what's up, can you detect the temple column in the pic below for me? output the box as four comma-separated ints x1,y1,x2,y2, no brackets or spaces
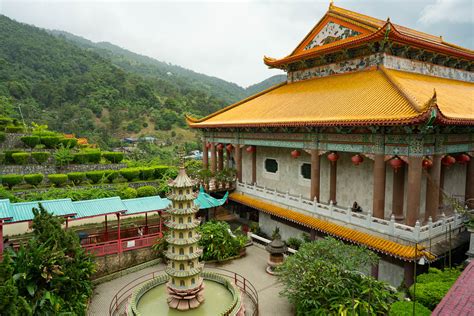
425,155,442,221
406,156,423,226
392,164,405,220
465,157,474,209
251,147,257,184
116,213,122,253
210,143,216,174
217,145,224,172
329,158,337,204
202,142,208,170
404,262,415,287
439,163,446,207
226,148,231,169
0,221,3,258
235,145,242,182
310,149,320,201
373,154,386,219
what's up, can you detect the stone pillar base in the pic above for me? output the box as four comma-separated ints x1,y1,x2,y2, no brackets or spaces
167,279,205,310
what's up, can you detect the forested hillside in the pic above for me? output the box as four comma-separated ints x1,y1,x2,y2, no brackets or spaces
245,74,287,96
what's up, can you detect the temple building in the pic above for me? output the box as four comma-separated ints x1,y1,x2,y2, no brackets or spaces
187,4,473,286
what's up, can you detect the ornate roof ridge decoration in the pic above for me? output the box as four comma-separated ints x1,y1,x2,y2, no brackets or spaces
263,5,473,69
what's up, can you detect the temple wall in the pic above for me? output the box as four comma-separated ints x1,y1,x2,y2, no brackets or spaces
443,163,467,203
378,258,404,287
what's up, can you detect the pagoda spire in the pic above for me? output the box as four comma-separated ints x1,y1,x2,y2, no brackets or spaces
165,158,205,310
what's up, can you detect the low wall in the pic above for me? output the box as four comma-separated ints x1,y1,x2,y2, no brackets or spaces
0,163,127,176
0,133,25,149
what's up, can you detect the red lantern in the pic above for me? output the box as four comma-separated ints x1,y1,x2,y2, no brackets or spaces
456,153,471,165
246,146,255,153
351,154,364,166
291,150,301,159
422,158,433,169
216,143,224,150
206,142,212,149
327,152,339,163
442,155,456,166
389,157,403,172
226,144,234,152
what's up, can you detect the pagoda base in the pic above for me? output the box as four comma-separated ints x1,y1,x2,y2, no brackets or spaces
166,279,205,311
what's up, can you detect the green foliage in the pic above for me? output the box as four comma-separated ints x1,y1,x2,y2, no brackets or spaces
136,185,158,197
1,174,23,189
86,150,101,163
47,174,68,187
40,136,61,148
67,172,86,185
73,150,101,164
85,170,105,184
12,152,30,165
119,187,138,199
139,167,155,180
409,268,461,310
54,146,74,167
102,151,124,163
0,205,95,314
5,125,24,133
0,131,5,142
0,152,5,164
389,301,431,316
197,221,245,261
20,136,40,148
59,137,78,148
4,150,21,164
23,173,44,187
153,165,170,179
31,151,50,164
286,237,303,250
277,237,396,315
104,170,119,183
120,168,140,181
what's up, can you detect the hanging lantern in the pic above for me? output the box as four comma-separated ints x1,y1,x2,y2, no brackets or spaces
226,144,234,152
216,143,224,150
206,142,212,149
327,152,339,163
246,145,255,153
442,155,456,166
389,156,403,172
351,154,364,166
456,153,471,165
422,157,433,169
291,150,301,159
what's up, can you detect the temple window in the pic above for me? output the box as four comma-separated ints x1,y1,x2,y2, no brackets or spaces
187,202,190,208
180,280,185,286
301,163,311,179
188,232,192,238
190,262,194,268
172,262,175,268
187,189,190,194
172,247,175,253
179,217,183,224
179,248,184,255
191,278,195,285
189,247,193,253
187,216,192,223
179,232,183,239
179,190,183,195
172,279,175,285
264,159,278,173
179,203,183,209
179,264,184,271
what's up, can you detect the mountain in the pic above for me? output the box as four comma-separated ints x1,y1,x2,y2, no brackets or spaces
245,75,286,96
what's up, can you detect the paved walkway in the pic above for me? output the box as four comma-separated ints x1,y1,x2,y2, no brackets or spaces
88,245,293,315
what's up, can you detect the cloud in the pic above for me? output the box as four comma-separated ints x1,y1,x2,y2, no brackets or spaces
419,0,473,24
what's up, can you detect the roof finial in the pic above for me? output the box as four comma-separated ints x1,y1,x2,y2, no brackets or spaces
178,148,186,169
329,0,334,8
433,88,437,102
387,17,390,23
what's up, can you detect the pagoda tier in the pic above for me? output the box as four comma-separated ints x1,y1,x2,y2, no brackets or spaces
165,166,204,311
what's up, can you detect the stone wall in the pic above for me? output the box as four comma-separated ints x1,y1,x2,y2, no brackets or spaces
93,247,158,278
0,163,127,176
0,133,25,150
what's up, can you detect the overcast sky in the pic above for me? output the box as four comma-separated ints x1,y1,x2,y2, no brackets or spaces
0,0,472,87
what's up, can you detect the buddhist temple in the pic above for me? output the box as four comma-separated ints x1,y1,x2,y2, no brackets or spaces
165,164,204,310
187,3,473,286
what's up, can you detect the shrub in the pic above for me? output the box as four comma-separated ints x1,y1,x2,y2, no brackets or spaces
11,152,30,165
164,167,178,179
74,150,101,164
5,125,23,133
86,150,101,164
139,167,155,180
137,185,158,197
73,152,88,164
286,237,303,250
24,173,44,187
67,172,86,185
47,174,68,187
0,116,12,126
20,135,40,148
1,174,23,189
120,168,140,181
153,165,169,179
4,150,21,164
85,171,105,184
0,132,5,142
104,170,119,183
389,301,431,316
0,152,5,164
40,136,61,148
59,137,78,148
102,152,124,163
197,221,243,261
119,187,137,199
54,146,74,167
31,152,50,164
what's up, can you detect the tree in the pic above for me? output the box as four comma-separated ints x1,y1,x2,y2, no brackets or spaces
0,205,96,314
277,237,398,315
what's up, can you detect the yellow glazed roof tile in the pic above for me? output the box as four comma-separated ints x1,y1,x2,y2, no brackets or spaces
230,192,435,261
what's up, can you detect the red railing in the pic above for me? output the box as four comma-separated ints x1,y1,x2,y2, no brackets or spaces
80,224,164,245
83,232,162,257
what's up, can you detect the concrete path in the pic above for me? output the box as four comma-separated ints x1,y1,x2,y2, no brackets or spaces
88,245,293,315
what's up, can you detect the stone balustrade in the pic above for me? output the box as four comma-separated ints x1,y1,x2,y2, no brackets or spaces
236,182,466,243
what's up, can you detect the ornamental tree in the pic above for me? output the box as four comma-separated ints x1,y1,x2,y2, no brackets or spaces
277,237,398,315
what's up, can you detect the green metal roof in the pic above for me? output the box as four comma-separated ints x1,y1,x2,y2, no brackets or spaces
194,187,228,209
72,197,126,218
122,196,170,215
10,199,76,222
0,199,13,221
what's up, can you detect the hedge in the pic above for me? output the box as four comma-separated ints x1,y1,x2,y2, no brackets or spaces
86,171,105,184
104,170,119,183
59,138,78,148
67,172,86,185
5,125,23,133
389,301,431,316
139,167,155,180
74,151,101,164
31,152,50,164
40,136,61,148
20,136,40,148
102,152,124,163
24,173,44,187
0,132,5,143
87,151,102,164
120,168,140,181
137,185,158,197
4,150,21,164
153,166,169,179
73,152,89,164
47,174,68,187
1,174,23,189
0,153,5,164
119,187,137,199
0,117,12,126
12,152,30,165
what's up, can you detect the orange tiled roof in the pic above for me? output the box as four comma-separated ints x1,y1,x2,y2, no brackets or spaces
187,67,473,128
230,192,435,262
77,138,88,145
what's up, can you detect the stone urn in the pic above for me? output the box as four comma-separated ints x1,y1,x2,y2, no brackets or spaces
265,233,288,275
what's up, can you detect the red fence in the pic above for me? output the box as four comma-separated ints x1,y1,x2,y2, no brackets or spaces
83,232,162,257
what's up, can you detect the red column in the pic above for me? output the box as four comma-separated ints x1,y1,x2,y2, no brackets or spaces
329,159,337,204
392,164,405,221
145,212,148,235
105,215,108,241
116,213,121,253
217,145,224,171
159,211,163,235
235,145,242,182
0,221,3,258
202,142,209,170
373,154,386,219
425,155,441,221
226,148,231,169
210,143,217,174
406,156,423,226
310,149,320,201
251,147,257,184
466,157,474,208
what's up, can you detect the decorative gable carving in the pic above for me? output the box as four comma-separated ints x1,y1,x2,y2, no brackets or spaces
304,21,361,50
